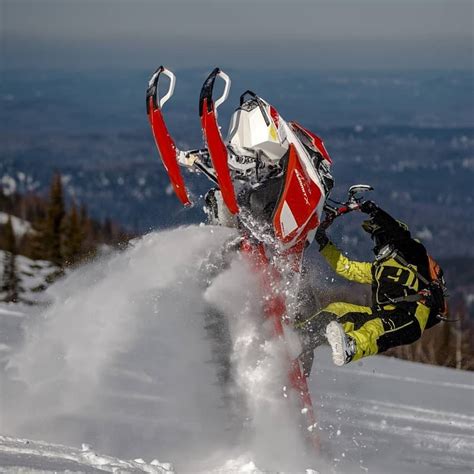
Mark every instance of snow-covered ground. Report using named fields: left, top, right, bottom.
left=0, top=226, right=473, bottom=473
left=0, top=212, right=33, bottom=237
left=0, top=250, right=56, bottom=304
left=311, top=350, right=474, bottom=473
left=0, top=435, right=173, bottom=473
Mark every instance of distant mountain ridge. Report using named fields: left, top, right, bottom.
left=1, top=69, right=473, bottom=257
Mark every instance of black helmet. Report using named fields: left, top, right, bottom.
left=362, top=218, right=389, bottom=248
left=362, top=217, right=410, bottom=252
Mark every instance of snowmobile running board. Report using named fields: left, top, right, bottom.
left=146, top=66, right=191, bottom=206
left=199, top=68, right=239, bottom=215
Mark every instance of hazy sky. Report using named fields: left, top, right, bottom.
left=2, top=0, right=473, bottom=70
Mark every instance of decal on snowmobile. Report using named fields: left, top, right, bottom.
left=273, top=145, right=322, bottom=245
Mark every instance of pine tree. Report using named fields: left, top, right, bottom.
left=78, top=204, right=96, bottom=257
left=42, top=173, right=66, bottom=267
left=62, top=201, right=84, bottom=266
left=102, top=217, right=114, bottom=242
left=1, top=216, right=21, bottom=303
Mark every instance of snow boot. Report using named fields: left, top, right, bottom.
left=326, top=321, right=356, bottom=366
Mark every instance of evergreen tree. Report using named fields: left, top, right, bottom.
left=102, top=217, right=114, bottom=242
left=79, top=204, right=96, bottom=257
left=62, top=201, right=84, bottom=266
left=42, top=173, right=65, bottom=267
left=1, top=216, right=21, bottom=302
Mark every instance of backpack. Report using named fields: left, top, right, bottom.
left=426, top=254, right=449, bottom=321
left=381, top=246, right=449, bottom=324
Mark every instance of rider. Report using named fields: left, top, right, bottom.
left=296, top=200, right=444, bottom=372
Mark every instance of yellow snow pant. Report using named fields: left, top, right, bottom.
left=296, top=300, right=430, bottom=364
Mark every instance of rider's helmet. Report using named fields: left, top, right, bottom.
left=362, top=216, right=410, bottom=252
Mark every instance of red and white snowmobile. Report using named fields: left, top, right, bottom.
left=146, top=66, right=335, bottom=449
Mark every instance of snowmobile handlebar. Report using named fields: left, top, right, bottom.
left=320, top=202, right=360, bottom=230
left=199, top=68, right=231, bottom=116
left=146, top=66, right=176, bottom=112
left=320, top=184, right=374, bottom=230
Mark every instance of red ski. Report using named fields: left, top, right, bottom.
left=146, top=66, right=191, bottom=206
left=199, top=68, right=239, bottom=215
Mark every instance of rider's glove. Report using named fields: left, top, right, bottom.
left=315, top=227, right=329, bottom=250
left=428, top=282, right=445, bottom=309
left=360, top=200, right=379, bottom=215
left=419, top=283, right=444, bottom=309
left=418, top=289, right=433, bottom=307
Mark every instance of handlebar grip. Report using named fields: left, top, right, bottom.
left=146, top=66, right=176, bottom=112
left=199, top=68, right=231, bottom=116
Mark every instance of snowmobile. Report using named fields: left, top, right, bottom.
left=146, top=66, right=336, bottom=449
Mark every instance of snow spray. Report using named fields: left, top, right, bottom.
left=2, top=225, right=319, bottom=472
left=204, top=257, right=315, bottom=471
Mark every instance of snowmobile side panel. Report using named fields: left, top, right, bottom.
left=147, top=98, right=191, bottom=206
left=200, top=97, right=239, bottom=215
left=273, top=144, right=322, bottom=245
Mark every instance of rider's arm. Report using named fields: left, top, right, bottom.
left=320, top=242, right=373, bottom=284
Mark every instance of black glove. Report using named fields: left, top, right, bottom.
left=429, top=282, right=445, bottom=310
left=360, top=200, right=379, bottom=215
left=419, top=283, right=444, bottom=309
left=315, top=227, right=329, bottom=250
left=418, top=289, right=432, bottom=307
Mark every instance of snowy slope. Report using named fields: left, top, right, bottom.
left=0, top=212, right=33, bottom=237
left=1, top=225, right=473, bottom=473
left=311, top=349, right=474, bottom=473
left=0, top=250, right=56, bottom=304
left=0, top=435, right=173, bottom=473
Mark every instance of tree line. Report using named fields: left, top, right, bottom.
left=1, top=173, right=133, bottom=303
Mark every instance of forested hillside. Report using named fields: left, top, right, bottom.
left=0, top=173, right=132, bottom=303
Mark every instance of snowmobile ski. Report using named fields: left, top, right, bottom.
left=199, top=68, right=239, bottom=215
left=146, top=66, right=191, bottom=206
